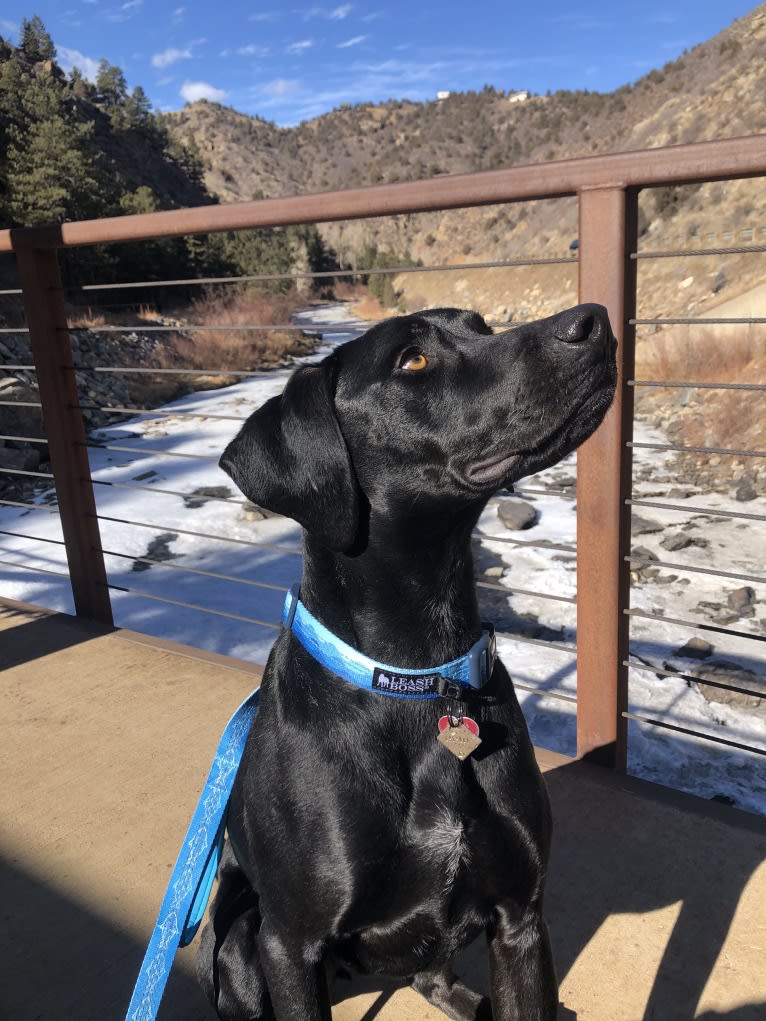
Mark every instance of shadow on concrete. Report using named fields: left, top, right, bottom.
left=0, top=606, right=108, bottom=671
left=0, top=854, right=215, bottom=1021
left=542, top=760, right=766, bottom=1021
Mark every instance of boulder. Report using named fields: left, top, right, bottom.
left=674, top=637, right=713, bottom=660
left=632, top=514, right=664, bottom=536
left=497, top=498, right=537, bottom=531
left=690, top=659, right=766, bottom=712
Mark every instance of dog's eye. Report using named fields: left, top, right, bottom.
left=395, top=348, right=429, bottom=372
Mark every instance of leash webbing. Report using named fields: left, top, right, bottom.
left=124, top=688, right=260, bottom=1021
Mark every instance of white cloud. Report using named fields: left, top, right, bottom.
left=236, top=44, right=269, bottom=57
left=58, top=46, right=101, bottom=81
left=1, top=18, right=18, bottom=35
left=337, top=35, right=366, bottom=49
left=262, top=78, right=300, bottom=97
left=287, top=39, right=314, bottom=55
left=303, top=4, right=351, bottom=19
left=180, top=80, right=227, bottom=103
left=106, top=0, right=142, bottom=21
left=152, top=46, right=192, bottom=69
left=250, top=11, right=280, bottom=21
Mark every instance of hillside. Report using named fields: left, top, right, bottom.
left=164, top=5, right=766, bottom=318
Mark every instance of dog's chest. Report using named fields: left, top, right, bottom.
left=412, top=801, right=472, bottom=881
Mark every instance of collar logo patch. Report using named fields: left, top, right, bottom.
left=371, top=669, right=442, bottom=696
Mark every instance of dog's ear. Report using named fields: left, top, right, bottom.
left=219, top=361, right=359, bottom=552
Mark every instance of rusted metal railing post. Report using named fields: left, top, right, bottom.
left=575, top=186, right=639, bottom=769
left=15, top=245, right=113, bottom=626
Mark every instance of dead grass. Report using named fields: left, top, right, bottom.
left=635, top=322, right=765, bottom=385
left=67, top=307, right=108, bottom=329
left=635, top=323, right=766, bottom=468
left=157, top=288, right=313, bottom=373
left=350, top=292, right=391, bottom=320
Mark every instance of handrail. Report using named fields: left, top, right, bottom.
left=2, top=134, right=765, bottom=776
left=1, top=135, right=764, bottom=252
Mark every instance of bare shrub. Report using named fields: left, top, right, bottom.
left=159, top=287, right=312, bottom=372
left=636, top=323, right=764, bottom=385
left=636, top=323, right=766, bottom=460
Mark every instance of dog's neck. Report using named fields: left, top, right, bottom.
left=300, top=502, right=485, bottom=670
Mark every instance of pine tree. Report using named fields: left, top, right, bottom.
left=124, top=85, right=152, bottom=129
left=95, top=59, right=128, bottom=128
left=19, top=15, right=56, bottom=63
left=6, top=71, right=102, bottom=224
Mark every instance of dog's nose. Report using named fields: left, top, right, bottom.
left=551, top=303, right=609, bottom=345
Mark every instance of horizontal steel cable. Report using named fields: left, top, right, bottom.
left=77, top=403, right=248, bottom=422
left=475, top=530, right=576, bottom=554
left=632, top=317, right=766, bottom=325
left=627, top=497, right=766, bottom=523
left=0, top=434, right=49, bottom=445
left=625, top=607, right=765, bottom=644
left=629, top=379, right=766, bottom=392
left=475, top=577, right=576, bottom=604
left=105, top=582, right=281, bottom=630
left=626, top=553, right=765, bottom=584
left=496, top=632, right=576, bottom=655
left=100, top=547, right=290, bottom=592
left=67, top=256, right=577, bottom=292
left=0, top=499, right=58, bottom=513
left=625, top=659, right=766, bottom=702
left=0, top=466, right=55, bottom=479
left=82, top=441, right=219, bottom=462
left=632, top=243, right=766, bottom=260
left=77, top=366, right=266, bottom=376
left=63, top=322, right=352, bottom=333
left=512, top=681, right=577, bottom=704
left=0, top=529, right=64, bottom=545
left=91, top=478, right=248, bottom=505
left=629, top=440, right=766, bottom=459
left=92, top=512, right=303, bottom=554
left=511, top=485, right=575, bottom=499
left=0, top=557, right=70, bottom=580
left=622, top=710, right=765, bottom=756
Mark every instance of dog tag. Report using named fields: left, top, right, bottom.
left=437, top=716, right=482, bottom=760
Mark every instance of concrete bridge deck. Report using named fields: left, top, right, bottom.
left=1, top=597, right=764, bottom=1021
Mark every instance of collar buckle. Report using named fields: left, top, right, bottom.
left=464, top=621, right=496, bottom=688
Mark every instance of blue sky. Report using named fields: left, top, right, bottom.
left=0, top=2, right=758, bottom=125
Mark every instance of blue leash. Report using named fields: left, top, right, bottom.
left=124, top=688, right=260, bottom=1021
left=125, top=589, right=494, bottom=1019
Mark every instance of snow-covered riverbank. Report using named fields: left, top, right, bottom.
left=2, top=303, right=764, bottom=812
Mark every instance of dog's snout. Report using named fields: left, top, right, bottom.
left=552, top=303, right=609, bottom=345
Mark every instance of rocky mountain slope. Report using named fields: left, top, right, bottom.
left=163, top=4, right=766, bottom=320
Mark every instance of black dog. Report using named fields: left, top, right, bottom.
left=199, top=304, right=616, bottom=1021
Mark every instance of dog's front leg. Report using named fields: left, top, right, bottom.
left=258, top=923, right=332, bottom=1021
left=487, top=905, right=558, bottom=1021
left=412, top=962, right=492, bottom=1021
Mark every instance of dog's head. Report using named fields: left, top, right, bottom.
left=220, top=304, right=617, bottom=552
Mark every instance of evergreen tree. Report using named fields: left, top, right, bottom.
left=19, top=15, right=55, bottom=62
left=5, top=66, right=103, bottom=224
left=124, top=85, right=152, bottom=129
left=95, top=59, right=128, bottom=128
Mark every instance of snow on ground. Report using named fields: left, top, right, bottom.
left=1, top=304, right=764, bottom=812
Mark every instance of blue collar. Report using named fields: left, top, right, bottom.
left=282, top=585, right=496, bottom=700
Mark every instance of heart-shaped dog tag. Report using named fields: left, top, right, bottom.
left=437, top=716, right=482, bottom=760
